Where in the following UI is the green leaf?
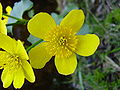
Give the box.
[7,0,33,33]
[27,35,40,44]
[51,13,63,24]
[77,24,90,35]
[28,9,35,18]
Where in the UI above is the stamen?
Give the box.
[45,26,78,58]
[0,51,22,71]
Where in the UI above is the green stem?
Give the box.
[6,23,17,26]
[3,13,28,22]
[26,39,43,52]
[106,47,120,55]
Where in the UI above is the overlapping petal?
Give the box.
[75,34,100,56]
[22,60,35,83]
[0,20,7,35]
[28,12,56,40]
[60,9,85,32]
[13,67,25,89]
[0,34,16,54]
[55,54,77,75]
[1,68,14,88]
[29,42,53,69]
[15,40,29,60]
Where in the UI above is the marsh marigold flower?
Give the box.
[0,34,35,88]
[28,9,100,75]
[0,3,12,34]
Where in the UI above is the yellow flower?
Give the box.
[0,34,35,88]
[0,3,12,34]
[27,9,100,75]
[2,6,12,24]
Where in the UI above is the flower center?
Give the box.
[0,51,21,71]
[59,36,67,45]
[45,26,78,58]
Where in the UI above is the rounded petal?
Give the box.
[0,34,16,54]
[0,20,7,35]
[1,68,14,88]
[15,40,29,60]
[29,42,52,69]
[75,34,100,56]
[55,54,77,75]
[0,3,2,19]
[28,12,56,39]
[13,67,25,89]
[22,60,35,83]
[60,9,85,32]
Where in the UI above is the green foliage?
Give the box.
[28,9,35,18]
[7,0,33,33]
[2,0,120,89]
[105,9,120,25]
[77,24,90,35]
[27,35,40,44]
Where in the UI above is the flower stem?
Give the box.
[3,13,28,22]
[26,39,43,52]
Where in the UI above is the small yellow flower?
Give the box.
[0,3,12,34]
[0,34,35,88]
[28,9,100,75]
[2,6,12,24]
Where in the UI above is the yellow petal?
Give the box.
[60,9,85,32]
[29,42,52,69]
[28,12,56,39]
[0,20,7,35]
[3,6,12,24]
[15,40,29,60]
[75,34,100,56]
[0,33,16,54]
[0,3,2,19]
[1,68,14,88]
[55,54,77,75]
[13,67,25,89]
[22,60,35,83]
[0,51,11,67]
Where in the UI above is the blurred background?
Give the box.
[0,0,120,90]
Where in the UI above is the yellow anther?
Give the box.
[45,25,78,58]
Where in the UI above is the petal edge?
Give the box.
[60,9,85,32]
[29,42,52,69]
[28,12,56,40]
[55,54,77,75]
[75,34,100,56]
